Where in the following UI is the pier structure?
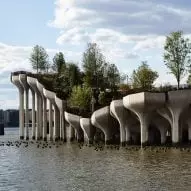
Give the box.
[11,71,191,145]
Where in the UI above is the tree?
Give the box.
[164,31,191,89]
[69,85,92,110]
[52,52,66,74]
[67,62,82,88]
[106,63,120,92]
[29,45,49,73]
[82,43,105,88]
[131,61,158,90]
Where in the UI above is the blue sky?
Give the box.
[1,0,191,109]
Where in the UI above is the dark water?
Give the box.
[0,128,191,191]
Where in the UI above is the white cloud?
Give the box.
[0,42,81,74]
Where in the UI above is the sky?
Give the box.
[1,0,191,109]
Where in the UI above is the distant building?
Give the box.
[4,109,19,127]
[0,109,4,124]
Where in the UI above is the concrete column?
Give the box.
[36,95,40,140]
[69,125,75,141]
[160,127,167,144]
[39,96,43,140]
[139,113,149,146]
[49,101,53,141]
[25,89,29,140]
[63,116,67,142]
[19,90,24,139]
[54,105,59,141]
[189,126,191,144]
[171,109,181,144]
[31,90,36,140]
[60,112,63,140]
[43,98,47,141]
[125,126,131,144]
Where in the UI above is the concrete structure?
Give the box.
[65,112,84,142]
[43,89,59,141]
[91,106,118,144]
[11,71,191,146]
[123,92,165,146]
[80,118,96,144]
[37,81,47,141]
[55,96,67,142]
[19,74,30,140]
[110,100,139,146]
[27,77,42,140]
[11,75,25,139]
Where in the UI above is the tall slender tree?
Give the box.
[29,45,49,73]
[52,52,66,74]
[82,43,105,88]
[164,31,191,89]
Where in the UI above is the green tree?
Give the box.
[69,86,92,110]
[67,62,82,88]
[82,43,105,88]
[106,63,120,92]
[52,52,66,74]
[164,31,191,89]
[29,45,49,73]
[131,61,158,90]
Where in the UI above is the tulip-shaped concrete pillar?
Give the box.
[110,100,137,146]
[123,92,165,146]
[27,77,42,140]
[55,96,67,142]
[48,100,53,141]
[19,74,30,140]
[43,89,59,141]
[37,81,47,141]
[65,112,84,142]
[31,88,36,139]
[80,118,96,144]
[11,74,24,139]
[167,90,191,145]
[91,106,117,144]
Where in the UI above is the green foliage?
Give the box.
[52,52,66,74]
[164,31,191,89]
[67,62,82,87]
[69,86,92,110]
[131,61,158,90]
[29,45,49,73]
[104,63,120,92]
[82,43,105,88]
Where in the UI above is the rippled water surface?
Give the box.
[0,128,191,191]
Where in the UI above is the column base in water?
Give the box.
[69,137,75,142]
[49,137,53,141]
[172,142,181,147]
[26,136,29,140]
[105,139,113,145]
[126,140,133,145]
[32,136,35,140]
[120,142,126,147]
[43,137,47,141]
[20,136,24,140]
[54,137,59,142]
[63,138,67,142]
[141,141,149,147]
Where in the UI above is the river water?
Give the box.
[0,128,191,191]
